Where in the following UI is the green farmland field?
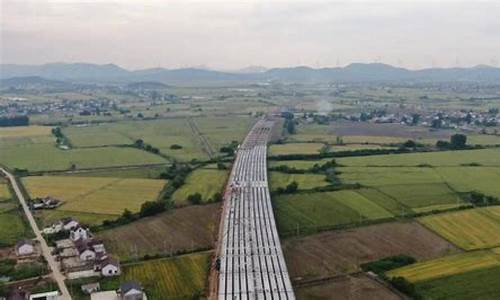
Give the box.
[338,148,500,167]
[120,252,210,299]
[0,211,32,246]
[269,143,325,156]
[172,168,228,205]
[269,172,330,191]
[23,176,166,219]
[415,265,500,300]
[419,207,500,250]
[387,250,500,283]
[274,190,393,235]
[269,159,332,170]
[0,143,167,172]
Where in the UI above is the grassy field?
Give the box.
[419,207,500,250]
[23,176,166,217]
[63,116,254,161]
[387,250,500,283]
[97,204,220,260]
[0,143,167,172]
[0,211,32,246]
[66,165,168,179]
[436,167,500,198]
[172,168,228,205]
[338,148,500,167]
[269,159,332,170]
[269,172,330,191]
[274,190,393,235]
[0,125,52,138]
[415,265,500,300]
[330,144,395,151]
[120,252,211,299]
[0,180,10,201]
[269,143,325,156]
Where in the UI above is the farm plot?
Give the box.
[338,148,500,167]
[192,115,255,151]
[436,166,500,198]
[0,143,167,172]
[339,166,444,186]
[295,274,402,300]
[0,125,52,139]
[23,176,166,217]
[269,159,332,170]
[0,179,10,201]
[377,183,463,213]
[269,143,325,156]
[0,211,32,246]
[97,204,220,260]
[274,190,393,235]
[269,172,330,191]
[120,252,210,299]
[172,168,228,205]
[419,207,500,250]
[386,250,500,283]
[414,265,500,300]
[330,144,396,152]
[62,119,206,161]
[283,221,457,281]
[66,165,168,179]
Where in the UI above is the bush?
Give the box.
[139,201,165,217]
[170,144,183,150]
[389,276,421,299]
[187,193,202,205]
[361,255,416,275]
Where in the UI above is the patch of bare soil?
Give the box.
[283,221,458,281]
[296,273,403,300]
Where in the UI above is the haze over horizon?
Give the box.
[2,0,500,70]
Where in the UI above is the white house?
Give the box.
[99,257,121,277]
[70,226,90,241]
[62,218,79,231]
[42,221,63,235]
[29,291,60,300]
[15,240,34,256]
[79,248,96,261]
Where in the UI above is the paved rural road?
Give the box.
[215,119,295,299]
[1,168,72,300]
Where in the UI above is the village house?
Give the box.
[70,226,90,241]
[118,281,147,300]
[15,240,34,256]
[62,217,79,231]
[31,196,61,209]
[81,282,101,294]
[42,220,63,235]
[98,257,121,277]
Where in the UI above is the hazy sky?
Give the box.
[1,0,500,70]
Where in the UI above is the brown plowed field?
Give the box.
[283,221,458,281]
[97,203,220,260]
[296,274,403,300]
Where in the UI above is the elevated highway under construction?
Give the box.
[214,119,295,299]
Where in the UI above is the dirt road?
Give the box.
[1,168,72,299]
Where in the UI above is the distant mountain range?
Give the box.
[1,62,500,86]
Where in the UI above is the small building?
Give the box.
[90,291,118,300]
[28,291,60,300]
[81,282,101,294]
[42,220,63,235]
[70,226,90,241]
[62,217,79,231]
[118,281,146,300]
[99,257,121,277]
[15,240,34,256]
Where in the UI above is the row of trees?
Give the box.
[0,115,29,127]
[134,139,160,154]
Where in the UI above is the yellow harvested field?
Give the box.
[0,182,11,200]
[387,250,500,283]
[419,207,500,250]
[0,125,52,138]
[23,176,166,215]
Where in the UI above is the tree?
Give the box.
[285,181,298,193]
[450,134,467,149]
[134,139,144,148]
[436,140,450,149]
[411,114,420,125]
[187,193,202,205]
[170,144,182,150]
[431,119,442,129]
[403,140,416,148]
[139,201,165,217]
[286,119,296,134]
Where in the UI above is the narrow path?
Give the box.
[188,117,216,159]
[1,168,72,300]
